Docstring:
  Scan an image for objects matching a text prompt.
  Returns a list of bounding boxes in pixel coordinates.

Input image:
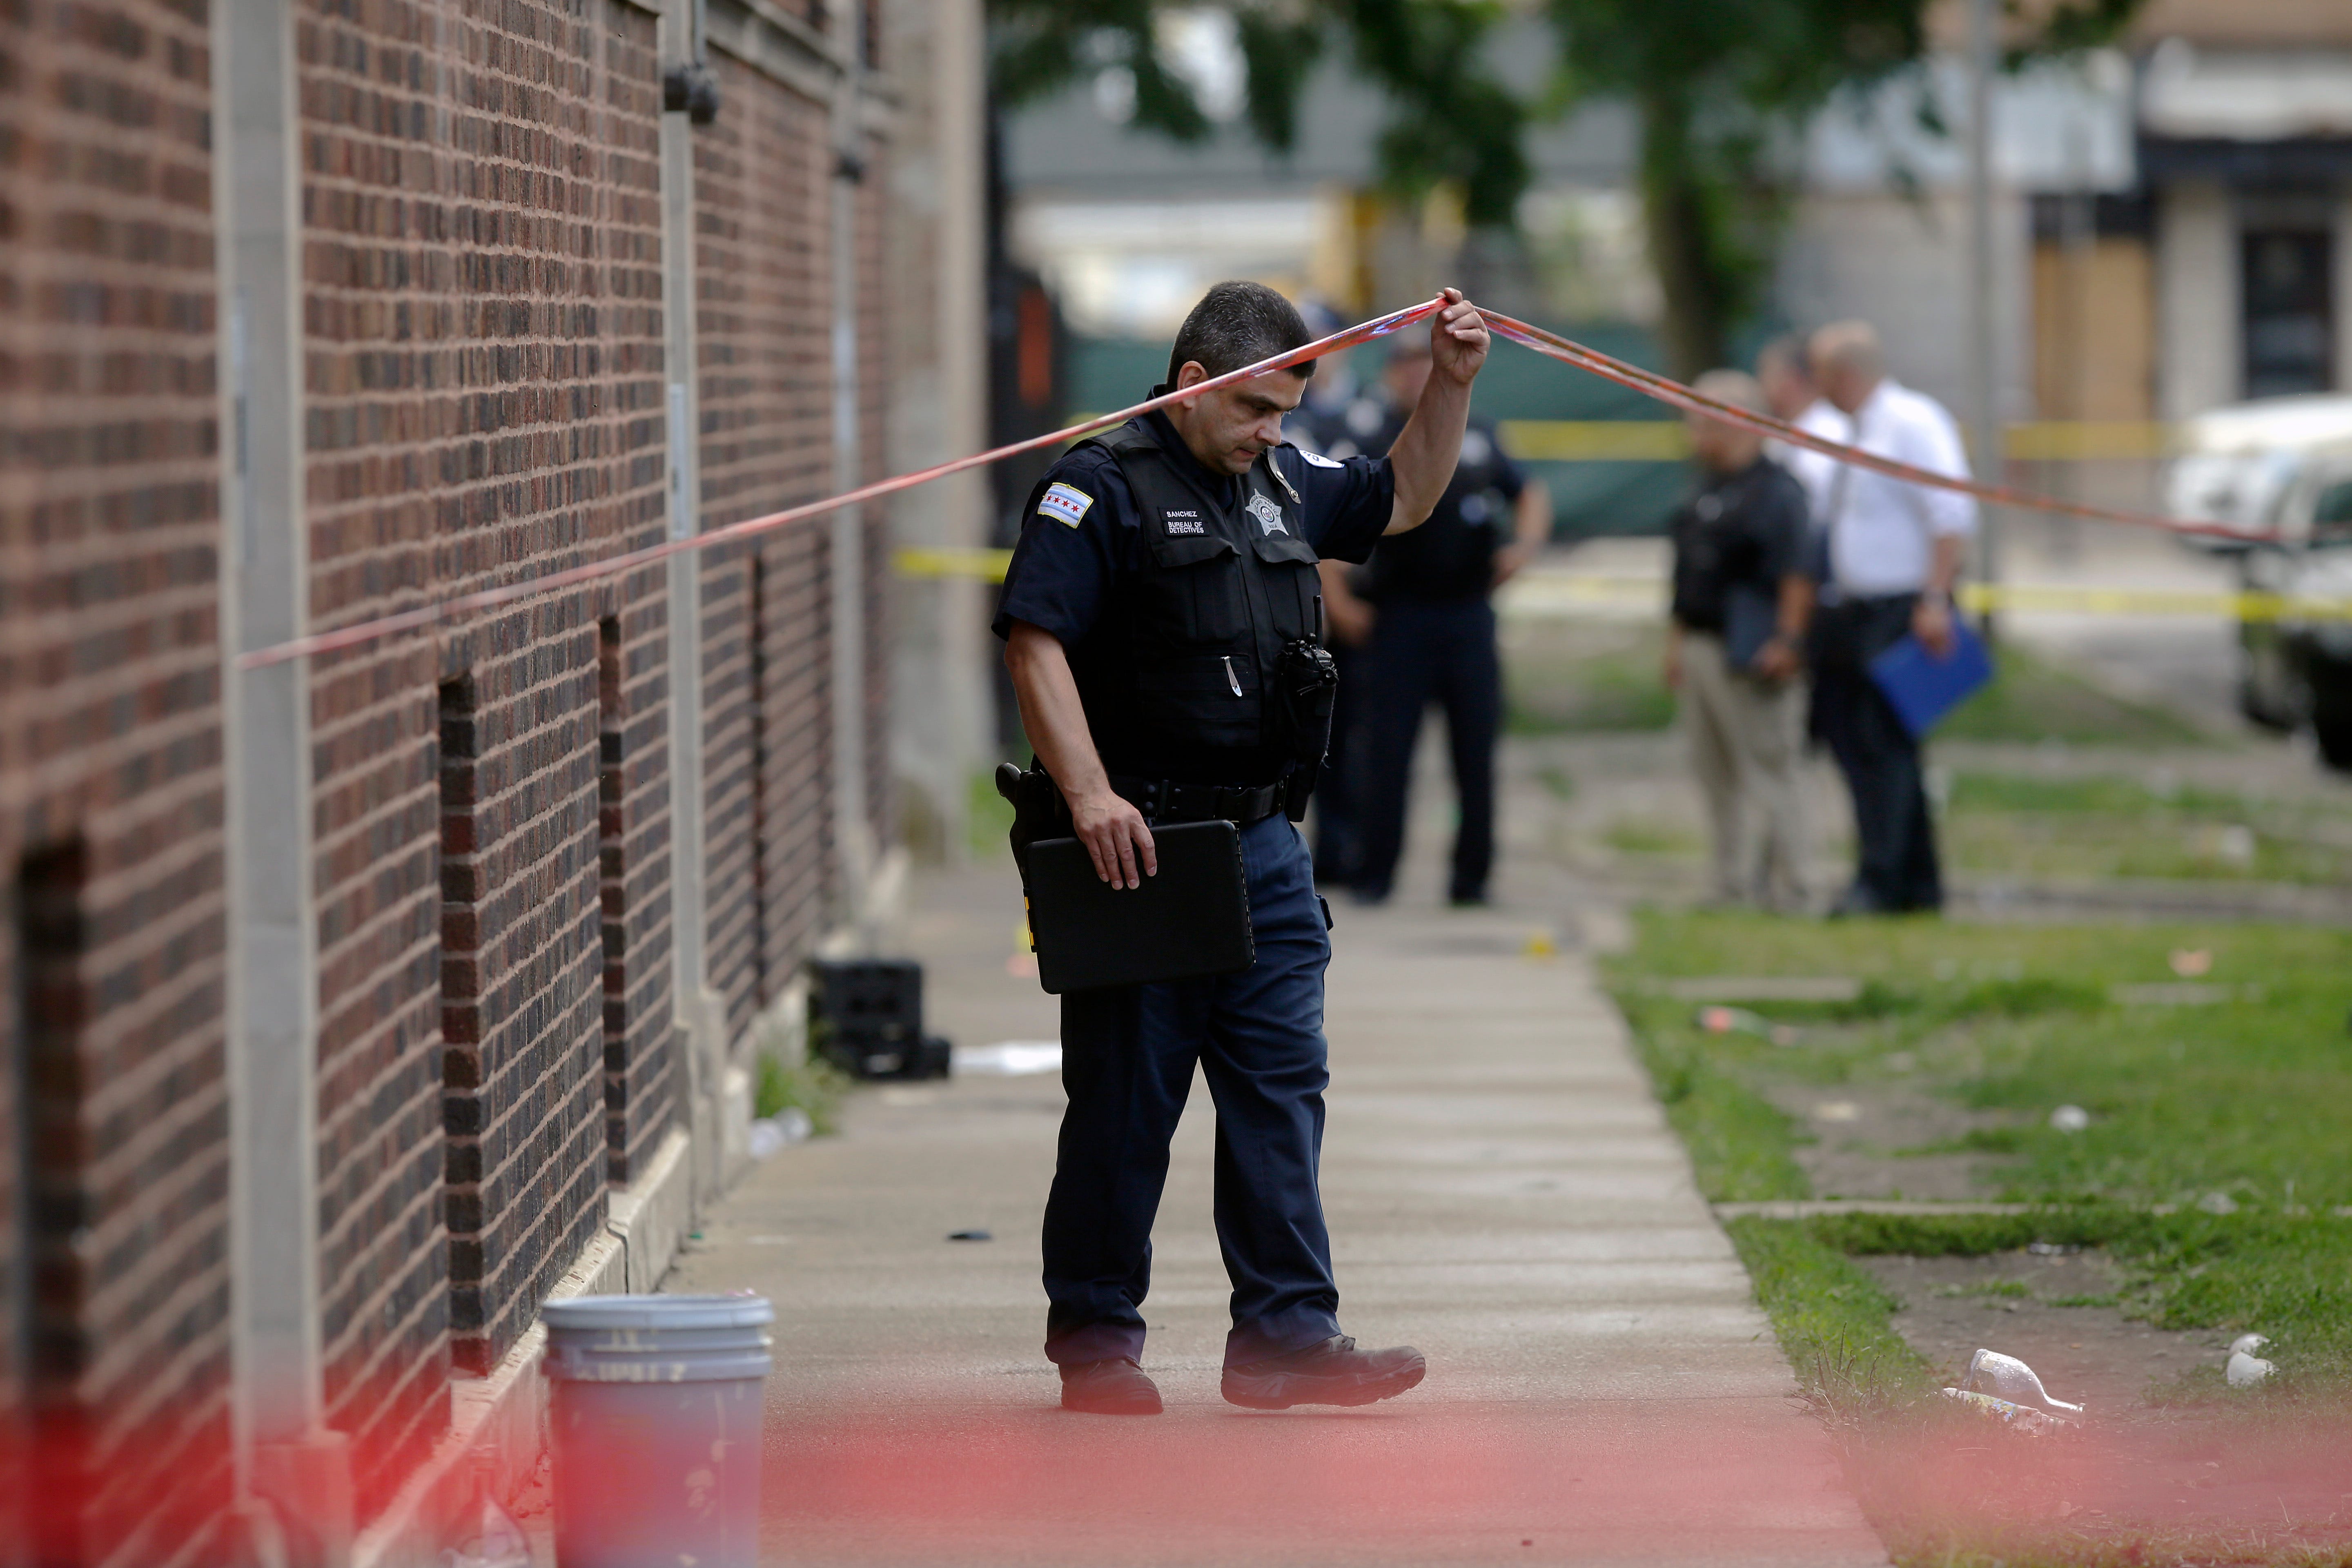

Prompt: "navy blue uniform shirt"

[993,404,1396,784]
[1298,395,1524,604]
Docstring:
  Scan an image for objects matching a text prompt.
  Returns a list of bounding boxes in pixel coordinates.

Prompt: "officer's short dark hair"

[1166,281,1317,388]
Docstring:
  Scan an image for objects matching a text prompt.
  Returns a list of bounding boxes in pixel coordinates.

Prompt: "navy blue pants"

[1042,813,1341,1370]
[1356,598,1501,903]
[1810,593,1943,911]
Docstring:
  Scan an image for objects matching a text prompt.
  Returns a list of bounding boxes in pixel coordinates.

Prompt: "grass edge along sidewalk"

[1599,910,2352,1566]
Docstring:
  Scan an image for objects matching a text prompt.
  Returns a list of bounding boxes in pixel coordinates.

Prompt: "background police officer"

[1310,334,1551,906]
[993,281,1491,1415]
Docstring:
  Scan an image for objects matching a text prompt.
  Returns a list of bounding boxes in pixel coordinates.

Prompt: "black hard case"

[1023,820,1254,993]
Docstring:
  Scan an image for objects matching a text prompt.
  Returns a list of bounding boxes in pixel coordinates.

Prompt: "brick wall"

[2,0,906,1544]
[695,50,838,1031]
[855,136,894,850]
[0,0,232,1555]
[297,0,670,1501]
[599,585,676,1187]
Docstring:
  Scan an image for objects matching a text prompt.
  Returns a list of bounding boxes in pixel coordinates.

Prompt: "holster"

[995,760,1069,886]
[1269,637,1339,821]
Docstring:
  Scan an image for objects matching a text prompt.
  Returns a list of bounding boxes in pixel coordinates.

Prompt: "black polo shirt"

[993,405,1395,783]
[1299,395,1526,604]
[1668,458,1809,633]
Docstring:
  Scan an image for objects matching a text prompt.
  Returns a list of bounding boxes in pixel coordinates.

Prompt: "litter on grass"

[1694,1005,1800,1047]
[1952,1349,2084,1422]
[1938,1388,2071,1436]
[2049,1104,2091,1133]
[2226,1334,2276,1387]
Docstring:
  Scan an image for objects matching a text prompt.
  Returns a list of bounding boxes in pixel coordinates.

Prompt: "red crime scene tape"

[237,297,2261,670]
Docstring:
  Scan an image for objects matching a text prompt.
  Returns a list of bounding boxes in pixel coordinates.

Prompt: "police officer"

[1319,334,1550,906]
[994,281,1492,1414]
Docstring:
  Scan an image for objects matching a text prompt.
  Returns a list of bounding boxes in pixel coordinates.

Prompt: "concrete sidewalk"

[671,851,1887,1566]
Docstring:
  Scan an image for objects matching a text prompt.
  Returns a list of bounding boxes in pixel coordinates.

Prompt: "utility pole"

[1965,0,2004,641]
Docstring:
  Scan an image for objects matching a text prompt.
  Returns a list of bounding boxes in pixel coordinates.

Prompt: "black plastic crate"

[806,959,948,1079]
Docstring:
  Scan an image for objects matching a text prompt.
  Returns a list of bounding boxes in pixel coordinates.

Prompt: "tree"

[987,0,1531,227]
[1545,0,2147,378]
[988,0,2145,376]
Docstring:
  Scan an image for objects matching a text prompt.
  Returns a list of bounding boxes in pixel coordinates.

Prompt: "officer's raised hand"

[1383,289,1492,537]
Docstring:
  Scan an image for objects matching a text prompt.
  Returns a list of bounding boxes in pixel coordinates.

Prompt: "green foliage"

[755,1053,854,1135]
[1542,0,2151,372]
[1545,0,1931,372]
[991,0,2152,376]
[988,0,1532,226]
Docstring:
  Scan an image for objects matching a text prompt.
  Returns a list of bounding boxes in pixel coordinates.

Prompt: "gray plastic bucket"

[541,1293,774,1568]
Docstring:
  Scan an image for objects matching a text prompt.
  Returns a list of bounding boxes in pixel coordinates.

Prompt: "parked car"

[2232,438,2352,769]
[2165,394,2352,549]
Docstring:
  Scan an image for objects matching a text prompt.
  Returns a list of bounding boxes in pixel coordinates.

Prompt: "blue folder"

[1868,619,1993,738]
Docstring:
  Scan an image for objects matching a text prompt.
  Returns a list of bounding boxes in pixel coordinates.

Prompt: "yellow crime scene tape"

[897,548,2352,624]
[1494,420,2180,463]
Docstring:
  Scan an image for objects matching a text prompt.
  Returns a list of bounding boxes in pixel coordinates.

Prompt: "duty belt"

[1109,774,1285,827]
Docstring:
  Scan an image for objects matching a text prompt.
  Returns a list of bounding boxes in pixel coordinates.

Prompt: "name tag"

[1038,482,1093,528]
[1163,509,1205,536]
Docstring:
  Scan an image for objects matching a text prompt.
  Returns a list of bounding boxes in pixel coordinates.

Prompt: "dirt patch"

[1762,1075,1998,1203]
[1860,1249,2217,1416]
[1850,1250,2352,1550]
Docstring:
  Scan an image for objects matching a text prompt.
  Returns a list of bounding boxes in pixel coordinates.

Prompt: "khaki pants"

[1682,632,1810,910]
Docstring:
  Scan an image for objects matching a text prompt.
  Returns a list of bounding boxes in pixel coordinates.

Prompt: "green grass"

[754,1051,855,1134]
[1501,628,2209,742]
[1723,1216,1934,1412]
[1604,913,2352,1210]
[1943,769,2352,885]
[1726,1207,2352,1566]
[1734,1207,2352,1396]
[1609,911,2352,1417]
[1602,818,1704,857]
[1937,642,2212,746]
[1640,1030,1813,1200]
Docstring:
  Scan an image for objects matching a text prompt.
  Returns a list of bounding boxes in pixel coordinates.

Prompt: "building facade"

[0,0,987,1559]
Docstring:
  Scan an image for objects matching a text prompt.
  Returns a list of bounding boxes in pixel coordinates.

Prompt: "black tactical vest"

[1084,421,1323,772]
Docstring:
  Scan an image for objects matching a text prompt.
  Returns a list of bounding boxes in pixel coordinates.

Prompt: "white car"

[2165,394,2352,548]
[2232,437,2352,770]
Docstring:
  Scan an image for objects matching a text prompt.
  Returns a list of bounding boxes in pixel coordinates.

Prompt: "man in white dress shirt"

[1803,321,1975,915]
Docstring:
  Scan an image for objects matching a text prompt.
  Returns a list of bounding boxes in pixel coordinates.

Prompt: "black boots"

[1221,1335,1428,1410]
[1059,1356,1164,1415]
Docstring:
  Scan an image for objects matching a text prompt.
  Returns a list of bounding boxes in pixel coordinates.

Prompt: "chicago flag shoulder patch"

[1037,482,1094,528]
